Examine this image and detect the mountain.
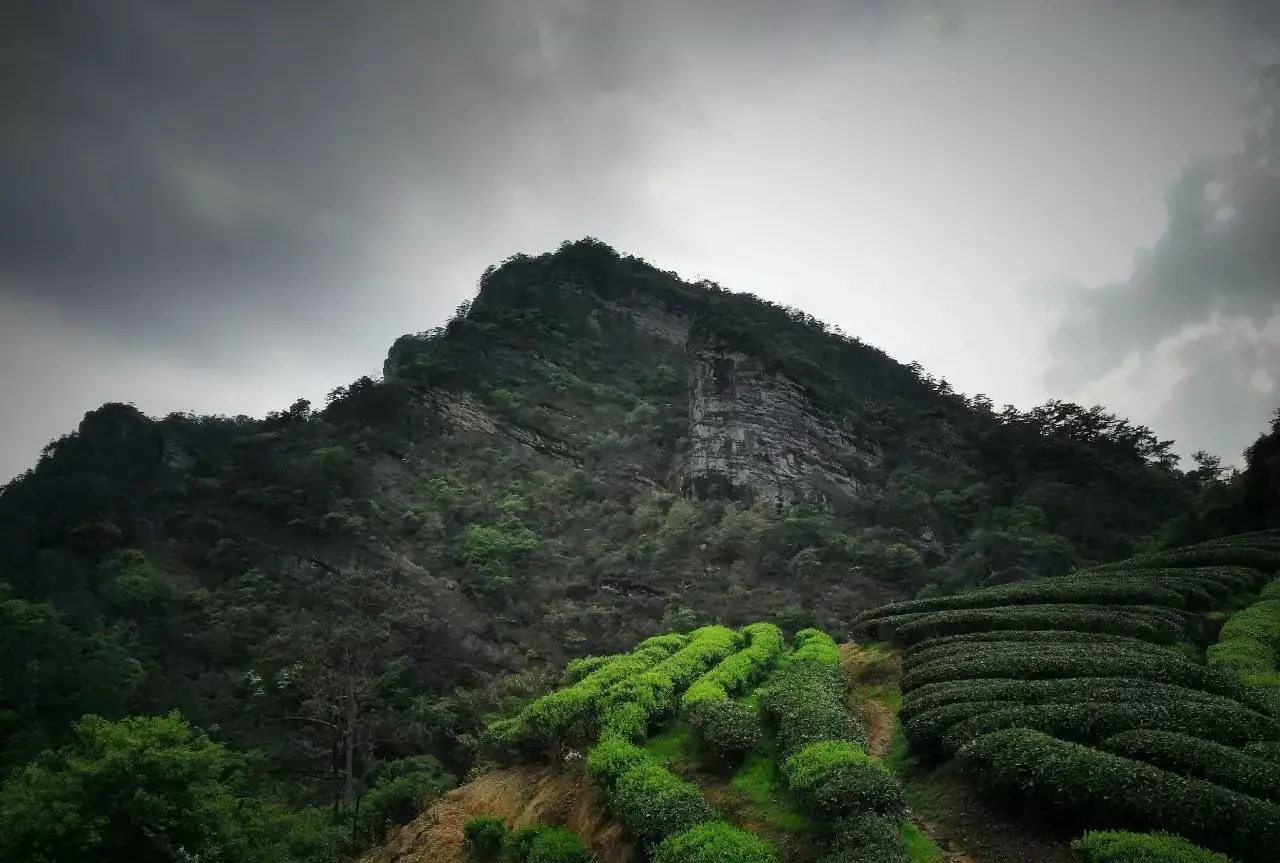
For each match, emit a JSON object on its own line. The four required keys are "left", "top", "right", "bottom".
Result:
{"left": 0, "top": 238, "right": 1259, "bottom": 860}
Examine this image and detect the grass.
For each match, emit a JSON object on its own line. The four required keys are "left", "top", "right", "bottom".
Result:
{"left": 642, "top": 720, "right": 697, "bottom": 767}
{"left": 901, "top": 821, "right": 941, "bottom": 863}
{"left": 728, "top": 745, "right": 809, "bottom": 833}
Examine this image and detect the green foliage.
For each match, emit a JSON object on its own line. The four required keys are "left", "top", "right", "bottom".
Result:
{"left": 585, "top": 737, "right": 648, "bottom": 789}
{"left": 1101, "top": 730, "right": 1280, "bottom": 803}
{"left": 1245, "top": 740, "right": 1280, "bottom": 763}
{"left": 1208, "top": 591, "right": 1280, "bottom": 715}
{"left": 651, "top": 821, "right": 778, "bottom": 863}
{"left": 901, "top": 677, "right": 1247, "bottom": 725}
{"left": 693, "top": 701, "right": 763, "bottom": 761}
{"left": 901, "top": 643, "right": 1249, "bottom": 702}
{"left": 609, "top": 760, "right": 714, "bottom": 846}
{"left": 597, "top": 625, "right": 741, "bottom": 740}
{"left": 0, "top": 711, "right": 335, "bottom": 863}
{"left": 940, "top": 700, "right": 1278, "bottom": 753}
{"left": 463, "top": 815, "right": 508, "bottom": 860}
{"left": 1092, "top": 542, "right": 1280, "bottom": 576}
{"left": 957, "top": 729, "right": 1280, "bottom": 863}
{"left": 763, "top": 631, "right": 865, "bottom": 760}
{"left": 1070, "top": 831, "right": 1231, "bottom": 863}
{"left": 0, "top": 587, "right": 141, "bottom": 767}
{"left": 98, "top": 549, "right": 168, "bottom": 610}
{"left": 487, "top": 634, "right": 688, "bottom": 754}
{"left": 1261, "top": 579, "right": 1280, "bottom": 601}
{"left": 864, "top": 604, "right": 1190, "bottom": 648}
{"left": 782, "top": 740, "right": 905, "bottom": 818}
{"left": 899, "top": 822, "right": 940, "bottom": 863}
{"left": 681, "top": 623, "right": 783, "bottom": 713}
{"left": 908, "top": 629, "right": 1181, "bottom": 656}
{"left": 681, "top": 624, "right": 781, "bottom": 759}
{"left": 822, "top": 813, "right": 909, "bottom": 863}
{"left": 506, "top": 823, "right": 593, "bottom": 863}
{"left": 904, "top": 635, "right": 1175, "bottom": 672}
{"left": 355, "top": 755, "right": 456, "bottom": 845}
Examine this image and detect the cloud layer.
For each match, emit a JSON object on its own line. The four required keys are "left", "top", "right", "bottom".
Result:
{"left": 2, "top": 0, "right": 1276, "bottom": 481}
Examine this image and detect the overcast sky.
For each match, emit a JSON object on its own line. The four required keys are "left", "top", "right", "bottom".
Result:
{"left": 3, "top": 0, "right": 1280, "bottom": 484}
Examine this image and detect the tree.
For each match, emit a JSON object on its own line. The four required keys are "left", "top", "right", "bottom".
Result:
{"left": 0, "top": 713, "right": 266, "bottom": 863}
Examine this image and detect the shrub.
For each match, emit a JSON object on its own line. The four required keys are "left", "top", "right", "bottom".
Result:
{"left": 789, "top": 628, "right": 843, "bottom": 665}
{"left": 562, "top": 654, "right": 620, "bottom": 685}
{"left": 1071, "top": 830, "right": 1231, "bottom": 863}
{"left": 908, "top": 629, "right": 1176, "bottom": 657}
{"left": 901, "top": 677, "right": 1247, "bottom": 723}
{"left": 1091, "top": 544, "right": 1279, "bottom": 577}
{"left": 1245, "top": 741, "right": 1280, "bottom": 762}
{"left": 763, "top": 655, "right": 865, "bottom": 759}
{"left": 904, "top": 636, "right": 1174, "bottom": 673}
{"left": 903, "top": 700, "right": 1024, "bottom": 755}
{"left": 507, "top": 825, "right": 593, "bottom": 863}
{"left": 864, "top": 604, "right": 1190, "bottom": 648}
{"left": 956, "top": 729, "right": 1280, "bottom": 863}
{"left": 651, "top": 821, "right": 778, "bottom": 863}
{"left": 488, "top": 634, "right": 689, "bottom": 752}
{"left": 822, "top": 813, "right": 907, "bottom": 863}
{"left": 941, "top": 700, "right": 1279, "bottom": 753}
{"left": 1216, "top": 600, "right": 1280, "bottom": 652}
{"left": 585, "top": 737, "right": 648, "bottom": 789}
{"left": 681, "top": 623, "right": 783, "bottom": 714}
{"left": 692, "top": 700, "right": 763, "bottom": 761}
{"left": 463, "top": 815, "right": 507, "bottom": 860}
{"left": 1261, "top": 579, "right": 1280, "bottom": 601}
{"left": 782, "top": 740, "right": 905, "bottom": 818}
{"left": 855, "top": 576, "right": 1190, "bottom": 621}
{"left": 901, "top": 644, "right": 1248, "bottom": 701}
{"left": 598, "top": 625, "right": 742, "bottom": 740}
{"left": 610, "top": 761, "right": 714, "bottom": 846}
{"left": 1101, "top": 730, "right": 1280, "bottom": 803}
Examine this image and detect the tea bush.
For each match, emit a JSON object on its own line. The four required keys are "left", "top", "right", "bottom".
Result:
{"left": 864, "top": 604, "right": 1190, "bottom": 648}
{"left": 901, "top": 644, "right": 1248, "bottom": 701}
{"left": 782, "top": 740, "right": 905, "bottom": 818}
{"left": 651, "top": 821, "right": 778, "bottom": 863}
{"left": 941, "top": 699, "right": 1279, "bottom": 753}
{"left": 609, "top": 760, "right": 714, "bottom": 846}
{"left": 763, "top": 631, "right": 864, "bottom": 759}
{"left": 1070, "top": 830, "right": 1231, "bottom": 863}
{"left": 956, "top": 729, "right": 1280, "bottom": 863}
{"left": 1101, "top": 729, "right": 1280, "bottom": 803}
{"left": 463, "top": 815, "right": 507, "bottom": 861}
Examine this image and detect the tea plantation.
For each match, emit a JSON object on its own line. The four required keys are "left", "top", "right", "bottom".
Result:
{"left": 855, "top": 530, "right": 1280, "bottom": 863}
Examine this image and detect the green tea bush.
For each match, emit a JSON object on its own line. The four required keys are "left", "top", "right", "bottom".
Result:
{"left": 1101, "top": 730, "right": 1280, "bottom": 803}
{"left": 822, "top": 813, "right": 907, "bottom": 863}
{"left": 1245, "top": 741, "right": 1280, "bottom": 762}
{"left": 487, "top": 634, "right": 689, "bottom": 752}
{"left": 941, "top": 700, "right": 1279, "bottom": 753}
{"left": 904, "top": 636, "right": 1174, "bottom": 673}
{"left": 901, "top": 677, "right": 1246, "bottom": 723}
{"left": 598, "top": 625, "right": 741, "bottom": 740}
{"left": 1261, "top": 579, "right": 1280, "bottom": 601}
{"left": 1216, "top": 600, "right": 1280, "bottom": 651}
{"left": 901, "top": 644, "right": 1248, "bottom": 701}
{"left": 610, "top": 761, "right": 714, "bottom": 846}
{"left": 864, "top": 604, "right": 1190, "bottom": 648}
{"left": 855, "top": 577, "right": 1189, "bottom": 621}
{"left": 957, "top": 729, "right": 1280, "bottom": 863}
{"left": 681, "top": 622, "right": 783, "bottom": 714}
{"left": 651, "top": 821, "right": 778, "bottom": 863}
{"left": 908, "top": 629, "right": 1173, "bottom": 656}
{"left": 1070, "top": 830, "right": 1231, "bottom": 863}
{"left": 782, "top": 740, "right": 905, "bottom": 818}
{"left": 584, "top": 737, "right": 648, "bottom": 790}
{"left": 692, "top": 700, "right": 763, "bottom": 761}
{"left": 1091, "top": 544, "right": 1280, "bottom": 577}
{"left": 463, "top": 815, "right": 507, "bottom": 860}
{"left": 507, "top": 825, "right": 593, "bottom": 863}
{"left": 763, "top": 632, "right": 864, "bottom": 759}
{"left": 562, "top": 654, "right": 620, "bottom": 685}
{"left": 903, "top": 700, "right": 1025, "bottom": 755}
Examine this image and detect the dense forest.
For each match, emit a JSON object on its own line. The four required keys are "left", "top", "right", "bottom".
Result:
{"left": 1, "top": 240, "right": 1278, "bottom": 862}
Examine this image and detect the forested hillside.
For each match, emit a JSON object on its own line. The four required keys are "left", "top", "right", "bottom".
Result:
{"left": 1, "top": 239, "right": 1277, "bottom": 861}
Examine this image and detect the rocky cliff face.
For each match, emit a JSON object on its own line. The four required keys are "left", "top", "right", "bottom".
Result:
{"left": 682, "top": 345, "right": 880, "bottom": 510}
{"left": 595, "top": 290, "right": 882, "bottom": 509}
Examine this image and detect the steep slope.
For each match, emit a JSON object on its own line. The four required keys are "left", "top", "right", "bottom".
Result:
{"left": 0, "top": 238, "right": 1195, "bottom": 816}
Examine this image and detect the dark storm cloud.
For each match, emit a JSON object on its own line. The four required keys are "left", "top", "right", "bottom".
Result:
{"left": 0, "top": 0, "right": 902, "bottom": 348}
{"left": 1047, "top": 69, "right": 1280, "bottom": 460}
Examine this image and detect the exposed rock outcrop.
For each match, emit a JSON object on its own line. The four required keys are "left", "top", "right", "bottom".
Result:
{"left": 681, "top": 346, "right": 880, "bottom": 510}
